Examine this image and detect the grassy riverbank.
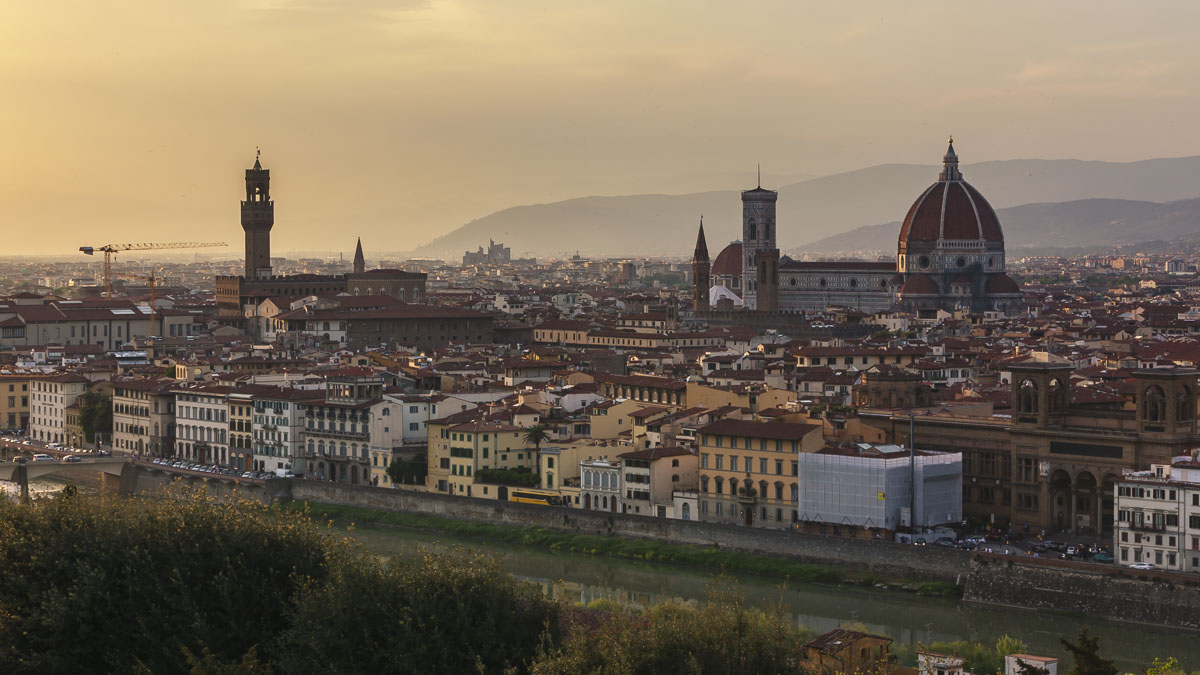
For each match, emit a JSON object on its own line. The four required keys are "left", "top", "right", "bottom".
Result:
{"left": 290, "top": 500, "right": 961, "bottom": 599}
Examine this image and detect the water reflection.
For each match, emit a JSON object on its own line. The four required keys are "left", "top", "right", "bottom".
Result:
{"left": 345, "top": 521, "right": 1198, "bottom": 669}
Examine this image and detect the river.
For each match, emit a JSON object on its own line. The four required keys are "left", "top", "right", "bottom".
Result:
{"left": 342, "top": 519, "right": 1198, "bottom": 670}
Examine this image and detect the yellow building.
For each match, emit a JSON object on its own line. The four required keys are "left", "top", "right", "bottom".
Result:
{"left": 0, "top": 374, "right": 31, "bottom": 431}
{"left": 685, "top": 381, "right": 796, "bottom": 413}
{"left": 588, "top": 398, "right": 658, "bottom": 439}
{"left": 426, "top": 416, "right": 536, "bottom": 498}
{"left": 696, "top": 418, "right": 823, "bottom": 529}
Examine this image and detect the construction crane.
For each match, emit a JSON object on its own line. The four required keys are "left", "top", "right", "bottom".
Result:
{"left": 79, "top": 241, "right": 228, "bottom": 299}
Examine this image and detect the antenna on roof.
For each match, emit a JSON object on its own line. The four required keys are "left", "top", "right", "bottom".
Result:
{"left": 757, "top": 163, "right": 761, "bottom": 188}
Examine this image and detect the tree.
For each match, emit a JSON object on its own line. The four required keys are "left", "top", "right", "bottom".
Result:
{"left": 995, "top": 634, "right": 1027, "bottom": 657}
{"left": 522, "top": 424, "right": 552, "bottom": 467}
{"left": 0, "top": 487, "right": 559, "bottom": 674}
{"left": 77, "top": 391, "right": 112, "bottom": 445}
{"left": 387, "top": 453, "right": 427, "bottom": 485}
{"left": 1059, "top": 628, "right": 1117, "bottom": 675}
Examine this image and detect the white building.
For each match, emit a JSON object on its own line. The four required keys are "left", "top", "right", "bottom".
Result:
{"left": 797, "top": 444, "right": 962, "bottom": 530}
{"left": 1114, "top": 457, "right": 1200, "bottom": 572}
{"left": 251, "top": 386, "right": 322, "bottom": 473}
{"left": 174, "top": 385, "right": 232, "bottom": 465}
{"left": 580, "top": 458, "right": 621, "bottom": 513}
{"left": 30, "top": 373, "right": 89, "bottom": 444}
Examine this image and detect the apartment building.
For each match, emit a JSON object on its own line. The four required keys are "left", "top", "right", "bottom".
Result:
{"left": 112, "top": 378, "right": 176, "bottom": 457}
{"left": 696, "top": 418, "right": 823, "bottom": 528}
{"left": 1114, "top": 457, "right": 1200, "bottom": 572}
{"left": 252, "top": 386, "right": 322, "bottom": 474}
{"left": 617, "top": 446, "right": 698, "bottom": 517}
{"left": 30, "top": 374, "right": 89, "bottom": 444}
{"left": 0, "top": 374, "right": 31, "bottom": 431}
{"left": 174, "top": 385, "right": 233, "bottom": 465}
{"left": 302, "top": 375, "right": 382, "bottom": 484}
{"left": 228, "top": 390, "right": 256, "bottom": 471}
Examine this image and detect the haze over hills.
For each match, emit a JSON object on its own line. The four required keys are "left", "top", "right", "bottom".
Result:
{"left": 804, "top": 197, "right": 1200, "bottom": 256}
{"left": 408, "top": 156, "right": 1200, "bottom": 260}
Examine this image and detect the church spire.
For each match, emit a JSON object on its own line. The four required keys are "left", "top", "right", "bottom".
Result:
{"left": 353, "top": 237, "right": 365, "bottom": 274}
{"left": 693, "top": 216, "right": 709, "bottom": 262}
{"left": 938, "top": 135, "right": 962, "bottom": 181}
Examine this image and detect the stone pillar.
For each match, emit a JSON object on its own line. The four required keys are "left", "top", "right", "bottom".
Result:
{"left": 1069, "top": 488, "right": 1077, "bottom": 533}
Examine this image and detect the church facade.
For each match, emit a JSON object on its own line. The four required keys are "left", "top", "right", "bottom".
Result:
{"left": 693, "top": 140, "right": 1023, "bottom": 318}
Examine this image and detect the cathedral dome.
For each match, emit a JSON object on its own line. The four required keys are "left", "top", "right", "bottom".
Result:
{"left": 712, "top": 242, "right": 743, "bottom": 276}
{"left": 898, "top": 140, "right": 1003, "bottom": 250}
{"left": 985, "top": 273, "right": 1021, "bottom": 295}
{"left": 899, "top": 273, "right": 939, "bottom": 295}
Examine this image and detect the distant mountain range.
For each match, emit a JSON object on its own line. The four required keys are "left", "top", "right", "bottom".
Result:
{"left": 407, "top": 156, "right": 1200, "bottom": 259}
{"left": 805, "top": 196, "right": 1200, "bottom": 255}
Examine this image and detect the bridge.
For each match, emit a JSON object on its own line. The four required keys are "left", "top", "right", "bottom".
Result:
{"left": 0, "top": 438, "right": 283, "bottom": 502}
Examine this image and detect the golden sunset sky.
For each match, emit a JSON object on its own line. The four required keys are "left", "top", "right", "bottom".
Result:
{"left": 2, "top": 1, "right": 1197, "bottom": 255}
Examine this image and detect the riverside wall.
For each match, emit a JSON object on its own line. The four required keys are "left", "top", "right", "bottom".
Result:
{"left": 288, "top": 479, "right": 970, "bottom": 583}
{"left": 964, "top": 555, "right": 1200, "bottom": 630}
{"left": 130, "top": 468, "right": 1200, "bottom": 629}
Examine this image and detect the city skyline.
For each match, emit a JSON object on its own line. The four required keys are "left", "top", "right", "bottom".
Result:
{"left": 3, "top": 1, "right": 1200, "bottom": 254}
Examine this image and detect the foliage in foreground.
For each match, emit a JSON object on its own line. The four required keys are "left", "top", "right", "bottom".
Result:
{"left": 0, "top": 488, "right": 556, "bottom": 674}
{"left": 533, "top": 580, "right": 815, "bottom": 675}
{"left": 1, "top": 489, "right": 1191, "bottom": 675}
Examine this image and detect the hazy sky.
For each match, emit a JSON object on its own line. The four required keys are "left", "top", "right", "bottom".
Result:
{"left": 3, "top": 1, "right": 1198, "bottom": 256}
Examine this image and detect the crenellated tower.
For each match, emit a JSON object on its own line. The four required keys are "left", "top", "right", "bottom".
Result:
{"left": 241, "top": 150, "right": 274, "bottom": 279}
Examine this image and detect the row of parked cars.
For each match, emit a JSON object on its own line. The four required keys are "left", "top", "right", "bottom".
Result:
{"left": 150, "top": 458, "right": 276, "bottom": 480}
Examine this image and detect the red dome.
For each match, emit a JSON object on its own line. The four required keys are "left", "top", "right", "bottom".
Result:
{"left": 898, "top": 142, "right": 1003, "bottom": 248}
{"left": 712, "top": 242, "right": 743, "bottom": 276}
{"left": 985, "top": 273, "right": 1021, "bottom": 295}
{"left": 899, "top": 273, "right": 939, "bottom": 295}
{"left": 899, "top": 181, "right": 1003, "bottom": 244}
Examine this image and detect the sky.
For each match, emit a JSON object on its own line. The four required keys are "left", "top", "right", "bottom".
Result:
{"left": 2, "top": 1, "right": 1199, "bottom": 256}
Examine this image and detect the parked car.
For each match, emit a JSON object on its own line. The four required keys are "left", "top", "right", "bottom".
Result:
{"left": 1129, "top": 562, "right": 1155, "bottom": 570}
{"left": 62, "top": 455, "right": 83, "bottom": 463}
{"left": 1092, "top": 552, "right": 1115, "bottom": 564}
{"left": 913, "top": 537, "right": 927, "bottom": 546}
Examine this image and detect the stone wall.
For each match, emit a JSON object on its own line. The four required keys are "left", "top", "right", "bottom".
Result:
{"left": 964, "top": 555, "right": 1200, "bottom": 630}
{"left": 288, "top": 480, "right": 970, "bottom": 583}
{"left": 131, "top": 469, "right": 1200, "bottom": 630}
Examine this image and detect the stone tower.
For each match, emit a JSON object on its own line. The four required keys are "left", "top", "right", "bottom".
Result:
{"left": 740, "top": 171, "right": 778, "bottom": 310}
{"left": 692, "top": 217, "right": 710, "bottom": 316}
{"left": 353, "top": 237, "right": 365, "bottom": 274}
{"left": 241, "top": 151, "right": 274, "bottom": 279}
{"left": 756, "top": 246, "right": 780, "bottom": 311}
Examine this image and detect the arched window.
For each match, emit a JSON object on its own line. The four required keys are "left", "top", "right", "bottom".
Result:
{"left": 1145, "top": 385, "right": 1167, "bottom": 422}
{"left": 1018, "top": 379, "right": 1038, "bottom": 414}
{"left": 730, "top": 478, "right": 739, "bottom": 495}
{"left": 714, "top": 477, "right": 724, "bottom": 495}
{"left": 1177, "top": 386, "right": 1195, "bottom": 422}
{"left": 1048, "top": 378, "right": 1066, "bottom": 413}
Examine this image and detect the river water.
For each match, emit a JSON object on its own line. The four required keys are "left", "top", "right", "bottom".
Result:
{"left": 343, "top": 519, "right": 1198, "bottom": 670}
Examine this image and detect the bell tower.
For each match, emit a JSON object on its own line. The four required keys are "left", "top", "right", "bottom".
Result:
{"left": 692, "top": 217, "right": 710, "bottom": 316}
{"left": 740, "top": 167, "right": 777, "bottom": 310}
{"left": 241, "top": 149, "right": 274, "bottom": 279}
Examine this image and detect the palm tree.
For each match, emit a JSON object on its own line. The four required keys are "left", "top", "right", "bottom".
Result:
{"left": 521, "top": 424, "right": 551, "bottom": 472}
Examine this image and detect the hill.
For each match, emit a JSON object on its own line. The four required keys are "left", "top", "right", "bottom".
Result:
{"left": 408, "top": 156, "right": 1200, "bottom": 259}
{"left": 803, "top": 196, "right": 1200, "bottom": 255}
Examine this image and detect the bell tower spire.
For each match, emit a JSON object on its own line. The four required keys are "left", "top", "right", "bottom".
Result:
{"left": 353, "top": 237, "right": 366, "bottom": 274}
{"left": 692, "top": 215, "right": 711, "bottom": 316}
